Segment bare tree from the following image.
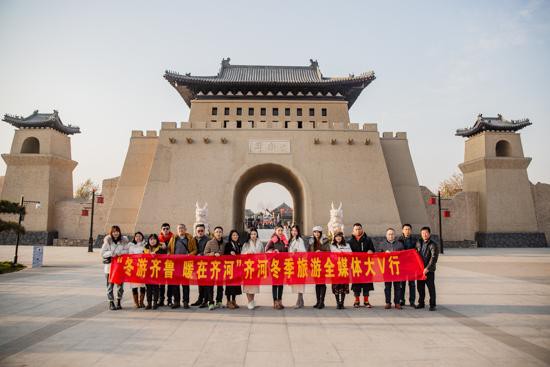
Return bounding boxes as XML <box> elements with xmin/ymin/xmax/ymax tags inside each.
<box><xmin>438</xmin><ymin>172</ymin><xmax>463</xmax><ymax>198</ymax></box>
<box><xmin>75</xmin><ymin>179</ymin><xmax>99</xmax><ymax>200</ymax></box>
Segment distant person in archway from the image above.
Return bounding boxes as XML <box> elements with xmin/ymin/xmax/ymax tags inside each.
<box><xmin>241</xmin><ymin>228</ymin><xmax>264</xmax><ymax>309</ymax></box>
<box><xmin>288</xmin><ymin>225</ymin><xmax>306</xmax><ymax>309</ymax></box>
<box><xmin>265</xmin><ymin>224</ymin><xmax>289</xmax><ymax>309</ymax></box>
<box><xmin>308</xmin><ymin>226</ymin><xmax>330</xmax><ymax>309</ymax></box>
<box><xmin>224</xmin><ymin>230</ymin><xmax>243</xmax><ymax>309</ymax></box>
<box><xmin>348</xmin><ymin>223</ymin><xmax>375</xmax><ymax>308</ymax></box>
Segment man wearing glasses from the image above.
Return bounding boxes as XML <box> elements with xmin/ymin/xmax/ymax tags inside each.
<box><xmin>190</xmin><ymin>224</ymin><xmax>210</xmax><ymax>308</ymax></box>
<box><xmin>158</xmin><ymin>223</ymin><xmax>174</xmax><ymax>307</ymax></box>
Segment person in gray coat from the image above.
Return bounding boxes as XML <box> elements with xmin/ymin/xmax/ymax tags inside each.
<box><xmin>376</xmin><ymin>228</ymin><xmax>404</xmax><ymax>310</ymax></box>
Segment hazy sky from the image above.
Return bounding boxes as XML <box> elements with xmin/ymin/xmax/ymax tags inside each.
<box><xmin>1</xmin><ymin>0</ymin><xmax>549</xmax><ymax>211</ymax></box>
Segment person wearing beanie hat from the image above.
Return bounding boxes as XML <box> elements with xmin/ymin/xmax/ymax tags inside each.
<box><xmin>308</xmin><ymin>225</ymin><xmax>330</xmax><ymax>309</ymax></box>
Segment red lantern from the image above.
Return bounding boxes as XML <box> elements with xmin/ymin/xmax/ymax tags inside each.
<box><xmin>81</xmin><ymin>209</ymin><xmax>89</xmax><ymax>217</ymax></box>
<box><xmin>96</xmin><ymin>196</ymin><xmax>104</xmax><ymax>204</ymax></box>
<box><xmin>428</xmin><ymin>197</ymin><xmax>436</xmax><ymax>205</ymax></box>
<box><xmin>443</xmin><ymin>210</ymin><xmax>451</xmax><ymax>218</ymax></box>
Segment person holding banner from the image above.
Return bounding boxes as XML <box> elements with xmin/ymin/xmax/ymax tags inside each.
<box><xmin>204</xmin><ymin>226</ymin><xmax>225</xmax><ymax>310</ymax></box>
<box><xmin>190</xmin><ymin>224</ymin><xmax>210</xmax><ymax>308</ymax></box>
<box><xmin>241</xmin><ymin>228</ymin><xmax>263</xmax><ymax>309</ymax></box>
<box><xmin>416</xmin><ymin>226</ymin><xmax>439</xmax><ymax>311</ymax></box>
<box><xmin>158</xmin><ymin>223</ymin><xmax>173</xmax><ymax>307</ymax></box>
<box><xmin>377</xmin><ymin>228</ymin><xmax>404</xmax><ymax>310</ymax></box>
<box><xmin>167</xmin><ymin>224</ymin><xmax>196</xmax><ymax>309</ymax></box>
<box><xmin>101</xmin><ymin>225</ymin><xmax>130</xmax><ymax>311</ymax></box>
<box><xmin>143</xmin><ymin>234</ymin><xmax>167</xmax><ymax>310</ymax></box>
<box><xmin>128</xmin><ymin>231</ymin><xmax>146</xmax><ymax>308</ymax></box>
<box><xmin>330</xmin><ymin>231</ymin><xmax>351</xmax><ymax>309</ymax></box>
<box><xmin>398</xmin><ymin>224</ymin><xmax>417</xmax><ymax>307</ymax></box>
<box><xmin>265</xmin><ymin>224</ymin><xmax>289</xmax><ymax>310</ymax></box>
<box><xmin>288</xmin><ymin>225</ymin><xmax>306</xmax><ymax>309</ymax></box>
<box><xmin>308</xmin><ymin>226</ymin><xmax>330</xmax><ymax>309</ymax></box>
<box><xmin>224</xmin><ymin>230</ymin><xmax>243</xmax><ymax>309</ymax></box>
<box><xmin>348</xmin><ymin>223</ymin><xmax>375</xmax><ymax>308</ymax></box>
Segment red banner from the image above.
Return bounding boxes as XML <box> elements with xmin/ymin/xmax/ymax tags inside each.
<box><xmin>109</xmin><ymin>249</ymin><xmax>426</xmax><ymax>285</ymax></box>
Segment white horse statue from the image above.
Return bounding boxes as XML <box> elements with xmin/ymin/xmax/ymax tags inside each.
<box><xmin>327</xmin><ymin>202</ymin><xmax>344</xmax><ymax>238</ymax></box>
<box><xmin>194</xmin><ymin>201</ymin><xmax>210</xmax><ymax>235</ymax></box>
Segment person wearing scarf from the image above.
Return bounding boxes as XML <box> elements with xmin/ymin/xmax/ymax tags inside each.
<box><xmin>265</xmin><ymin>224</ymin><xmax>289</xmax><ymax>309</ymax></box>
<box><xmin>101</xmin><ymin>225</ymin><xmax>129</xmax><ymax>310</ymax></box>
<box><xmin>158</xmin><ymin>222</ymin><xmax>173</xmax><ymax>307</ymax></box>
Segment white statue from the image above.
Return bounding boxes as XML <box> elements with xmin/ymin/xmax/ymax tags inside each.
<box><xmin>327</xmin><ymin>202</ymin><xmax>344</xmax><ymax>238</ymax></box>
<box><xmin>194</xmin><ymin>201</ymin><xmax>210</xmax><ymax>235</ymax></box>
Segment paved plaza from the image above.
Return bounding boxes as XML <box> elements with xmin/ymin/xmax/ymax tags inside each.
<box><xmin>0</xmin><ymin>246</ymin><xmax>549</xmax><ymax>366</ymax></box>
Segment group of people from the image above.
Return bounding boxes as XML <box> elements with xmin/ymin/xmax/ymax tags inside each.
<box><xmin>100</xmin><ymin>222</ymin><xmax>439</xmax><ymax>312</ymax></box>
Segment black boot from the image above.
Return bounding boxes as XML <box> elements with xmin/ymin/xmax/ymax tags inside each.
<box><xmin>109</xmin><ymin>301</ymin><xmax>116</xmax><ymax>310</ymax></box>
<box><xmin>319</xmin><ymin>287</ymin><xmax>326</xmax><ymax>309</ymax></box>
<box><xmin>116</xmin><ymin>299</ymin><xmax>122</xmax><ymax>310</ymax></box>
<box><xmin>313</xmin><ymin>286</ymin><xmax>320</xmax><ymax>308</ymax></box>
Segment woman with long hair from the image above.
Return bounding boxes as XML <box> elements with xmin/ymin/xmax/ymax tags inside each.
<box><xmin>330</xmin><ymin>232</ymin><xmax>351</xmax><ymax>309</ymax></box>
<box><xmin>101</xmin><ymin>225</ymin><xmax>129</xmax><ymax>310</ymax></box>
<box><xmin>288</xmin><ymin>225</ymin><xmax>306</xmax><ymax>309</ymax></box>
<box><xmin>128</xmin><ymin>231</ymin><xmax>146</xmax><ymax>308</ymax></box>
<box><xmin>241</xmin><ymin>228</ymin><xmax>264</xmax><ymax>309</ymax></box>
<box><xmin>224</xmin><ymin>229</ymin><xmax>243</xmax><ymax>309</ymax></box>
<box><xmin>308</xmin><ymin>226</ymin><xmax>330</xmax><ymax>309</ymax></box>
<box><xmin>265</xmin><ymin>224</ymin><xmax>289</xmax><ymax>309</ymax></box>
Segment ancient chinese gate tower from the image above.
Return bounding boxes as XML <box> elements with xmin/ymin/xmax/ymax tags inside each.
<box><xmin>106</xmin><ymin>59</ymin><xmax>428</xmax><ymax>235</ymax></box>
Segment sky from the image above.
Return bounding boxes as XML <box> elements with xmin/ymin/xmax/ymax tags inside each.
<box><xmin>1</xmin><ymin>0</ymin><xmax>549</xmax><ymax>211</ymax></box>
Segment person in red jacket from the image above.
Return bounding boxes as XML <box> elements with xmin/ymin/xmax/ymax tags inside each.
<box><xmin>158</xmin><ymin>222</ymin><xmax>173</xmax><ymax>307</ymax></box>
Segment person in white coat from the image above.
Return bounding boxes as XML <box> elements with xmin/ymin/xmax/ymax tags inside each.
<box><xmin>100</xmin><ymin>225</ymin><xmax>129</xmax><ymax>310</ymax></box>
<box><xmin>289</xmin><ymin>225</ymin><xmax>307</xmax><ymax>309</ymax></box>
<box><xmin>241</xmin><ymin>228</ymin><xmax>264</xmax><ymax>309</ymax></box>
<box><xmin>128</xmin><ymin>231</ymin><xmax>146</xmax><ymax>308</ymax></box>
<box><xmin>330</xmin><ymin>232</ymin><xmax>352</xmax><ymax>309</ymax></box>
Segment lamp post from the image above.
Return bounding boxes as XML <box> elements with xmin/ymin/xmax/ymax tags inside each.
<box><xmin>14</xmin><ymin>195</ymin><xmax>41</xmax><ymax>265</ymax></box>
<box><xmin>83</xmin><ymin>189</ymin><xmax>103</xmax><ymax>253</ymax></box>
<box><xmin>428</xmin><ymin>191</ymin><xmax>450</xmax><ymax>254</ymax></box>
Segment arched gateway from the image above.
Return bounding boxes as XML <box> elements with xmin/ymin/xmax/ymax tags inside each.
<box><xmin>106</xmin><ymin>59</ymin><xmax>428</xmax><ymax>236</ymax></box>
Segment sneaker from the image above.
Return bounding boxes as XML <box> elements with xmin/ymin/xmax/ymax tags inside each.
<box><xmin>247</xmin><ymin>302</ymin><xmax>254</xmax><ymax>310</ymax></box>
<box><xmin>215</xmin><ymin>301</ymin><xmax>223</xmax><ymax>309</ymax></box>
<box><xmin>384</xmin><ymin>303</ymin><xmax>391</xmax><ymax>309</ymax></box>
<box><xmin>399</xmin><ymin>301</ymin><xmax>405</xmax><ymax>307</ymax></box>
<box><xmin>167</xmin><ymin>302</ymin><xmax>173</xmax><ymax>307</ymax></box>
<box><xmin>183</xmin><ymin>302</ymin><xmax>190</xmax><ymax>309</ymax></box>
<box><xmin>353</xmin><ymin>301</ymin><xmax>360</xmax><ymax>308</ymax></box>
<box><xmin>415</xmin><ymin>303</ymin><xmax>425</xmax><ymax>309</ymax></box>
<box><xmin>109</xmin><ymin>301</ymin><xmax>117</xmax><ymax>311</ymax></box>
<box><xmin>364</xmin><ymin>302</ymin><xmax>372</xmax><ymax>308</ymax></box>
<box><xmin>199</xmin><ymin>302</ymin><xmax>208</xmax><ymax>308</ymax></box>
<box><xmin>429</xmin><ymin>306</ymin><xmax>437</xmax><ymax>311</ymax></box>
<box><xmin>208</xmin><ymin>303</ymin><xmax>215</xmax><ymax>310</ymax></box>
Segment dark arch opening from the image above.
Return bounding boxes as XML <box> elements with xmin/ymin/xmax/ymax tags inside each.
<box><xmin>496</xmin><ymin>140</ymin><xmax>512</xmax><ymax>157</ymax></box>
<box><xmin>21</xmin><ymin>137</ymin><xmax>40</xmax><ymax>154</ymax></box>
<box><xmin>232</xmin><ymin>163</ymin><xmax>304</xmax><ymax>232</ymax></box>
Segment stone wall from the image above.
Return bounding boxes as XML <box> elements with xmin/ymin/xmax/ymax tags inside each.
<box><xmin>532</xmin><ymin>182</ymin><xmax>550</xmax><ymax>243</ymax></box>
<box><xmin>420</xmin><ymin>186</ymin><xmax>479</xmax><ymax>247</ymax></box>
<box><xmin>0</xmin><ymin>230</ymin><xmax>57</xmax><ymax>246</ymax></box>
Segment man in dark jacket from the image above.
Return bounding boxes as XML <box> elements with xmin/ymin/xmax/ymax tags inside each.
<box><xmin>190</xmin><ymin>224</ymin><xmax>210</xmax><ymax>308</ymax></box>
<box><xmin>377</xmin><ymin>228</ymin><xmax>404</xmax><ymax>310</ymax></box>
<box><xmin>347</xmin><ymin>223</ymin><xmax>375</xmax><ymax>308</ymax></box>
<box><xmin>416</xmin><ymin>226</ymin><xmax>439</xmax><ymax>311</ymax></box>
<box><xmin>168</xmin><ymin>224</ymin><xmax>196</xmax><ymax>309</ymax></box>
<box><xmin>398</xmin><ymin>224</ymin><xmax>417</xmax><ymax>307</ymax></box>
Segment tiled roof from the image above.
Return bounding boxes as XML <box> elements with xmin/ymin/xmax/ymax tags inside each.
<box><xmin>456</xmin><ymin>114</ymin><xmax>531</xmax><ymax>137</ymax></box>
<box><xmin>2</xmin><ymin>110</ymin><xmax>81</xmax><ymax>135</ymax></box>
<box><xmin>164</xmin><ymin>58</ymin><xmax>375</xmax><ymax>108</ymax></box>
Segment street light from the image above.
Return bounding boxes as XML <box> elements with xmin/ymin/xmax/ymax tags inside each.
<box><xmin>81</xmin><ymin>189</ymin><xmax>103</xmax><ymax>253</ymax></box>
<box><xmin>428</xmin><ymin>191</ymin><xmax>450</xmax><ymax>254</ymax></box>
<box><xmin>14</xmin><ymin>195</ymin><xmax>41</xmax><ymax>265</ymax></box>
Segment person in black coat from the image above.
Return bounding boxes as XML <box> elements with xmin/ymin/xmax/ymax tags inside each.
<box><xmin>347</xmin><ymin>223</ymin><xmax>375</xmax><ymax>308</ymax></box>
<box><xmin>224</xmin><ymin>229</ymin><xmax>243</xmax><ymax>309</ymax></box>
<box><xmin>398</xmin><ymin>223</ymin><xmax>417</xmax><ymax>307</ymax></box>
<box><xmin>415</xmin><ymin>226</ymin><xmax>439</xmax><ymax>311</ymax></box>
